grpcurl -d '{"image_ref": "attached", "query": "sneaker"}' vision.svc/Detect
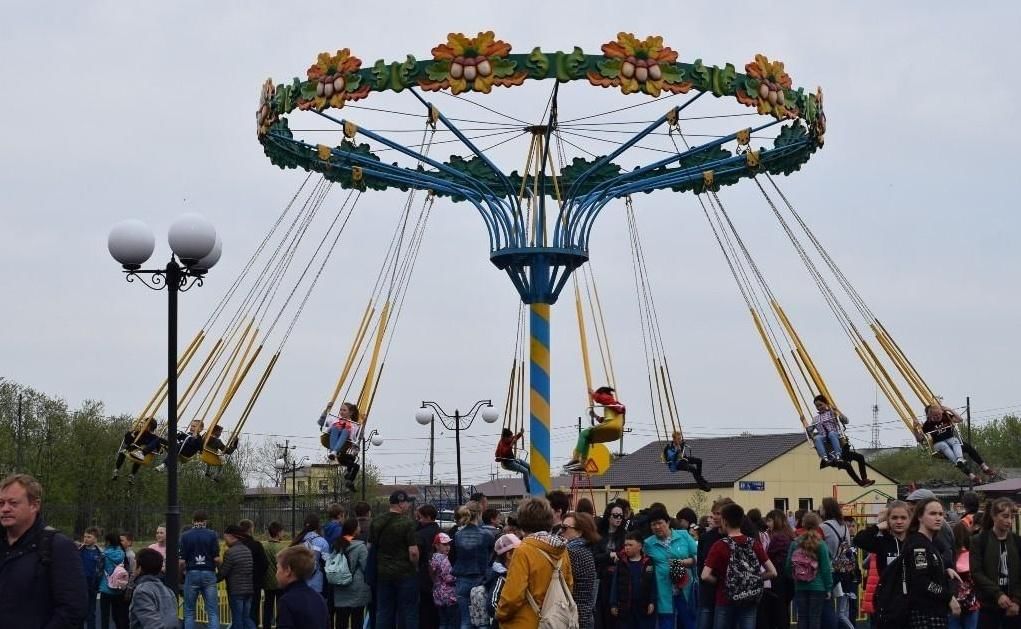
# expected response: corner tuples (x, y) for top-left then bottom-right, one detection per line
(109, 470), (119, 482)
(860, 479), (876, 487)
(327, 453), (337, 461)
(563, 462), (584, 473)
(697, 478), (711, 492)
(155, 463), (166, 473)
(127, 475), (136, 486)
(819, 459), (829, 469)
(345, 481), (356, 492)
(969, 473), (982, 484)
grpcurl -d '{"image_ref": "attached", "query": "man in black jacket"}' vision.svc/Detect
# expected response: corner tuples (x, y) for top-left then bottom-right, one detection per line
(415, 504), (441, 629)
(0, 473), (87, 628)
(239, 519), (270, 627)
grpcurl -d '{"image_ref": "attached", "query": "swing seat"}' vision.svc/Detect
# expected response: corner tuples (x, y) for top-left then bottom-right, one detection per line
(126, 448), (156, 465)
(200, 449), (225, 467)
(588, 415), (624, 444)
(320, 432), (330, 449)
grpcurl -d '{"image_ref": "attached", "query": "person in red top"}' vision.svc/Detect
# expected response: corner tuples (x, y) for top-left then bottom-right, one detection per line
(702, 502), (777, 629)
(495, 429), (531, 493)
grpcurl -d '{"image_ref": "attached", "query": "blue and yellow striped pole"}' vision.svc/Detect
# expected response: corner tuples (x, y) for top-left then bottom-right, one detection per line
(529, 302), (552, 496)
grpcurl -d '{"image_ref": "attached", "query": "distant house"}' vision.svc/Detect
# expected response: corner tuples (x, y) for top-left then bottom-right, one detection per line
(474, 433), (897, 515)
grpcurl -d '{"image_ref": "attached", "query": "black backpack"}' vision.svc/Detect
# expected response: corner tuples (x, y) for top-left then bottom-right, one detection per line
(873, 553), (909, 629)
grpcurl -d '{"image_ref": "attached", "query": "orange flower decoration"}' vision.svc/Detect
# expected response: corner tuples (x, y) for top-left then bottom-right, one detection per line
(736, 54), (798, 119)
(421, 31), (525, 94)
(588, 33), (691, 97)
(301, 49), (369, 110)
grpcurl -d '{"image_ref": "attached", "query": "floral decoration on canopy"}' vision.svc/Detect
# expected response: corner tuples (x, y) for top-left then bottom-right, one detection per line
(420, 31), (527, 94)
(297, 48), (371, 111)
(257, 78), (278, 138)
(736, 54), (798, 119)
(587, 33), (691, 96)
(810, 87), (825, 145)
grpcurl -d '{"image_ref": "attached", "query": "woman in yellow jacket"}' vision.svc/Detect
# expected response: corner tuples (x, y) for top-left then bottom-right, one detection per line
(496, 497), (575, 628)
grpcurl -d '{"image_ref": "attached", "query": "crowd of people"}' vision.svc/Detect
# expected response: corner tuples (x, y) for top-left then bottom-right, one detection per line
(2, 472), (1021, 629)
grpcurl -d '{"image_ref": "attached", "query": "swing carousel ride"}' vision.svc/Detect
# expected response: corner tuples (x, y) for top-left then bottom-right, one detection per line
(113, 31), (995, 499)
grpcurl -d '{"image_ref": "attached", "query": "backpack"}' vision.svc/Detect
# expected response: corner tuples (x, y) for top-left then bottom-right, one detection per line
(108, 556), (130, 591)
(790, 547), (819, 582)
(873, 554), (909, 629)
(722, 537), (763, 606)
(825, 522), (856, 574)
(325, 549), (353, 586)
(525, 549), (580, 629)
(469, 584), (490, 626)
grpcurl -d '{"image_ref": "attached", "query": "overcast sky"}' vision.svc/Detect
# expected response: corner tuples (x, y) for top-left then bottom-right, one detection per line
(3, 2), (1020, 487)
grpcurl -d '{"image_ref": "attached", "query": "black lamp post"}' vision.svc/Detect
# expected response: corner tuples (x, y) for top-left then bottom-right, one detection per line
(415, 400), (499, 506)
(360, 429), (383, 500)
(108, 214), (221, 593)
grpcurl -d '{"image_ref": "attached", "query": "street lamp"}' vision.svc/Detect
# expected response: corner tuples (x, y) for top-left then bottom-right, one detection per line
(275, 455), (310, 537)
(360, 429), (383, 501)
(416, 400), (499, 506)
(108, 213), (220, 592)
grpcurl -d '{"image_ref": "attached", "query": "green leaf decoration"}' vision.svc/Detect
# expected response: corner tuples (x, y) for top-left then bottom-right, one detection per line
(527, 47), (549, 78)
(345, 73), (362, 92)
(689, 59), (712, 91)
(774, 122), (808, 148)
(396, 55), (417, 90)
(712, 63), (736, 97)
(659, 63), (684, 84)
(556, 47), (586, 81)
(490, 57), (518, 78)
(596, 57), (622, 79)
(300, 81), (317, 100)
(372, 59), (390, 90)
(425, 60), (450, 81)
(560, 156), (623, 190)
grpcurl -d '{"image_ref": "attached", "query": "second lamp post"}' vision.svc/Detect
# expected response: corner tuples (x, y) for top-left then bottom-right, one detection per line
(415, 400), (498, 506)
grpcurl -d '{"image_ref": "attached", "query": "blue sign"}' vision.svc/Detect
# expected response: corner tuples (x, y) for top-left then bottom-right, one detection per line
(739, 481), (765, 491)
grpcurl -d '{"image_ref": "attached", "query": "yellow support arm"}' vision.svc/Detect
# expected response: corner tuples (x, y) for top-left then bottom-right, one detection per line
(772, 300), (834, 406)
(574, 280), (594, 395)
(135, 330), (205, 427)
(357, 301), (391, 414)
(323, 300), (376, 418)
(750, 308), (808, 429)
(229, 351), (280, 445)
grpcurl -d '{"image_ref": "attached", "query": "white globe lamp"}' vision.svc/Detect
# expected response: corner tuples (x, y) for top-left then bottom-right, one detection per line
(481, 405), (500, 424)
(108, 220), (155, 270)
(415, 409), (433, 425)
(168, 213), (217, 266)
(370, 434), (384, 447)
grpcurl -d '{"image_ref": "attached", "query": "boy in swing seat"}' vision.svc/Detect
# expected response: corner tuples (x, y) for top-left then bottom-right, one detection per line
(495, 428), (531, 493)
(663, 430), (711, 492)
(154, 419), (204, 472)
(111, 417), (167, 484)
(564, 386), (625, 473)
(201, 424), (238, 480)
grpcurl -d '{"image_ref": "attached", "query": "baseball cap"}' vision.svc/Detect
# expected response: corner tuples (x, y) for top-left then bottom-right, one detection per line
(433, 532), (452, 545)
(494, 533), (521, 556)
(389, 490), (409, 504)
(906, 488), (936, 502)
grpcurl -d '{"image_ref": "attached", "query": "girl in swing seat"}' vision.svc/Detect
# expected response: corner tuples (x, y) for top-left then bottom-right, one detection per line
(564, 386), (624, 473)
(318, 402), (359, 463)
(811, 395), (848, 467)
(495, 428), (531, 493)
(922, 403), (997, 483)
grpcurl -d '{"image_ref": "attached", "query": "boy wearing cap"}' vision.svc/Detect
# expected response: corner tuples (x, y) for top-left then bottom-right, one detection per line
(371, 490), (420, 629)
(219, 524), (255, 628)
(430, 532), (457, 628)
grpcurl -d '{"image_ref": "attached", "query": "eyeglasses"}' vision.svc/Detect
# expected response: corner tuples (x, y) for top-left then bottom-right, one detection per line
(610, 513), (624, 519)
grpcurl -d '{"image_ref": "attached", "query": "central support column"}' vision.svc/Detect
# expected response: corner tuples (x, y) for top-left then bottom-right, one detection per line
(529, 302), (552, 496)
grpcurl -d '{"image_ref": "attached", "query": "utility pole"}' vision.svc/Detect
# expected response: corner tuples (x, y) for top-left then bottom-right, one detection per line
(966, 396), (972, 444)
(15, 394), (23, 472)
(871, 390), (881, 449)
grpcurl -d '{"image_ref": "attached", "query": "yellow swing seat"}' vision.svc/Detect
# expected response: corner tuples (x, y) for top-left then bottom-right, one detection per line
(200, 449), (225, 467)
(587, 406), (624, 444)
(126, 449), (156, 466)
(583, 443), (612, 474)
